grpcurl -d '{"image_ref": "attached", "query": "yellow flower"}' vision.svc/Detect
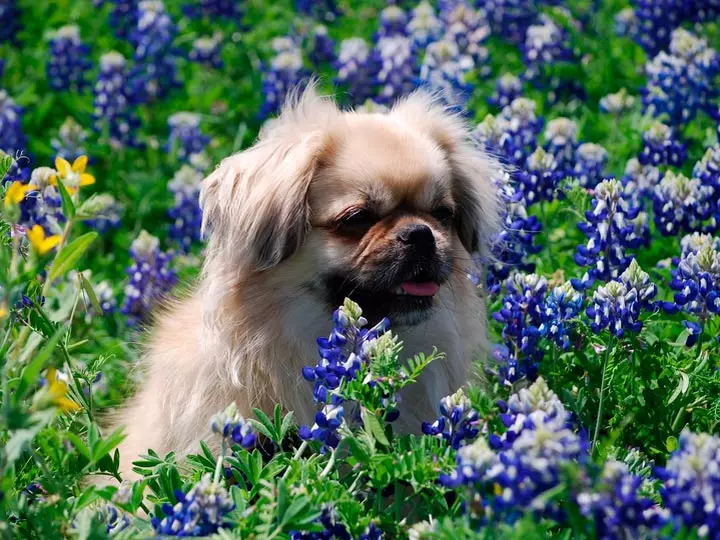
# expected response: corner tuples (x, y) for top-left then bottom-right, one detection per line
(4, 181), (37, 208)
(46, 368), (81, 413)
(27, 225), (61, 255)
(0, 302), (7, 320)
(50, 155), (95, 194)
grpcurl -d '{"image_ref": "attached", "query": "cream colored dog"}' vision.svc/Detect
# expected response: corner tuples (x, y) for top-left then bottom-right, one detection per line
(110, 85), (500, 481)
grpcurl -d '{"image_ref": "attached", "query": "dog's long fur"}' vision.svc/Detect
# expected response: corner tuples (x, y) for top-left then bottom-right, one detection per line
(107, 85), (501, 481)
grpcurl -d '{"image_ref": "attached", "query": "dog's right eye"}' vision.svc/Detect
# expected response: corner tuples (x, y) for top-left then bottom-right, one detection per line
(337, 208), (377, 233)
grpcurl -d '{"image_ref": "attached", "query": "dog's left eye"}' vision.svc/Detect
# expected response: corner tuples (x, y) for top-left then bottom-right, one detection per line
(431, 206), (454, 226)
(337, 208), (378, 233)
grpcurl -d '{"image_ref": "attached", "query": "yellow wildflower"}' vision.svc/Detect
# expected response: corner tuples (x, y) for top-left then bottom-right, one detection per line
(45, 368), (81, 413)
(0, 302), (7, 320)
(50, 155), (95, 194)
(27, 225), (61, 255)
(4, 181), (37, 208)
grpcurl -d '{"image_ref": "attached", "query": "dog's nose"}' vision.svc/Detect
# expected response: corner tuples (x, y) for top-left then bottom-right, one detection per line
(396, 224), (435, 250)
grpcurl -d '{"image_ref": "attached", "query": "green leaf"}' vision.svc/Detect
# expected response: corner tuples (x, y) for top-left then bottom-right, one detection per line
(361, 408), (389, 447)
(250, 408), (277, 442)
(56, 177), (76, 219)
(16, 325), (67, 400)
(48, 232), (98, 281)
(668, 371), (690, 405)
(78, 272), (102, 314)
(280, 411), (295, 440)
(65, 431), (92, 462)
(666, 436), (678, 452)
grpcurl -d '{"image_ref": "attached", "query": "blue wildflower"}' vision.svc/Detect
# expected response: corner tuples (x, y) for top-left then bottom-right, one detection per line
(599, 88), (636, 115)
(166, 112), (211, 164)
(168, 165), (204, 252)
(543, 117), (578, 174)
(309, 25), (336, 66)
(642, 28), (719, 126)
(474, 98), (543, 167)
(151, 474), (234, 536)
(539, 281), (584, 350)
(373, 36), (418, 105)
(443, 3), (490, 66)
(51, 118), (89, 162)
(210, 403), (257, 449)
(334, 38), (379, 106)
(19, 167), (64, 230)
(419, 39), (475, 111)
(482, 0), (559, 44)
(101, 504), (131, 535)
(638, 121), (686, 167)
(290, 506), (351, 540)
(188, 34), (224, 69)
(586, 259), (657, 338)
(516, 146), (562, 205)
(47, 25), (92, 92)
(655, 430), (720, 538)
(652, 171), (714, 237)
(121, 230), (178, 327)
(93, 51), (142, 149)
(95, 0), (139, 40)
(621, 158), (661, 205)
(573, 143), (608, 189)
(573, 178), (647, 291)
(407, 1), (443, 49)
(0, 0), (21, 44)
(422, 389), (480, 449)
(258, 38), (309, 120)
(183, 0), (245, 20)
(129, 0), (182, 103)
(295, 0), (340, 22)
(0, 89), (27, 156)
(377, 5), (409, 38)
(488, 73), (523, 109)
(522, 15), (574, 84)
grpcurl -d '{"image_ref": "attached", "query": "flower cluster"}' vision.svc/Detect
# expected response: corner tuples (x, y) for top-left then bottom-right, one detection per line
(47, 25), (92, 92)
(188, 34), (224, 69)
(300, 299), (390, 450)
(422, 389), (480, 449)
(573, 178), (648, 290)
(621, 157), (661, 204)
(183, 0), (245, 21)
(93, 51), (141, 148)
(373, 36), (418, 105)
(0, 89), (27, 156)
(573, 143), (608, 189)
(51, 117), (88, 162)
(377, 5), (408, 38)
(599, 88), (636, 115)
(482, 0), (559, 44)
(120, 230), (178, 327)
(210, 403), (257, 449)
(309, 25), (336, 66)
(586, 259), (658, 338)
(0, 0), (21, 44)
(96, 0), (139, 40)
(642, 28), (719, 126)
(166, 112), (211, 164)
(151, 474), (234, 536)
(655, 430), (720, 538)
(652, 171), (715, 237)
(295, 0), (340, 22)
(543, 117), (578, 174)
(290, 506), (381, 539)
(129, 0), (182, 103)
(521, 15), (574, 85)
(488, 73), (523, 109)
(168, 165), (204, 252)
(638, 121), (686, 168)
(334, 38), (379, 106)
(259, 38), (309, 120)
(539, 281), (584, 350)
(407, 1), (442, 49)
(515, 147), (562, 204)
(20, 166), (64, 230)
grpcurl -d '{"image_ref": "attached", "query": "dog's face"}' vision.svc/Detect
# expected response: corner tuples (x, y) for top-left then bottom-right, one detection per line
(200, 86), (500, 328)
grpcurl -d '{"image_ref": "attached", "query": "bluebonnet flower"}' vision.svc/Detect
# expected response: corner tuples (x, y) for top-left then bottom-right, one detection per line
(442, 3), (491, 66)
(482, 0), (558, 44)
(586, 259), (657, 338)
(652, 171), (715, 236)
(406, 2), (443, 49)
(168, 165), (204, 252)
(377, 5), (409, 38)
(188, 34), (223, 69)
(100, 504), (131, 535)
(543, 117), (578, 173)
(516, 147), (562, 204)
(492, 272), (547, 384)
(422, 389), (480, 449)
(290, 506), (351, 539)
(152, 474), (234, 536)
(638, 121), (686, 167)
(51, 118), (89, 162)
(129, 0), (182, 103)
(474, 98), (543, 167)
(613, 7), (637, 39)
(642, 28), (719, 126)
(539, 281), (584, 350)
(599, 88), (636, 115)
(485, 171), (541, 295)
(334, 38), (379, 106)
(572, 143), (608, 189)
(521, 15), (574, 83)
(259, 39), (308, 120)
(82, 194), (124, 233)
(623, 0), (690, 55)
(166, 113), (211, 164)
(496, 376), (567, 433)
(183, 0), (245, 20)
(95, 0), (139, 40)
(573, 179), (647, 291)
(93, 51), (142, 149)
(47, 25), (92, 92)
(121, 230), (178, 327)
(0, 90), (27, 156)
(418, 39), (475, 111)
(488, 73), (523, 109)
(210, 403), (257, 449)
(679, 232), (720, 259)
(309, 25), (336, 66)
(576, 460), (668, 539)
(668, 242), (720, 337)
(20, 167), (64, 230)
(0, 1), (21, 44)
(373, 36), (418, 105)
(621, 158), (661, 204)
(694, 144), (720, 192)
(295, 0), (340, 22)
(655, 430), (720, 538)
(300, 299), (390, 450)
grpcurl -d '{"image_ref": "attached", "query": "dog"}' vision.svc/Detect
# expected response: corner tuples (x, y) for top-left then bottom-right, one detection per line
(109, 84), (501, 481)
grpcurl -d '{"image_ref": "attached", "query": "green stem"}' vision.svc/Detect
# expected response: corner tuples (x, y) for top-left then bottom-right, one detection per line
(212, 440), (227, 485)
(319, 449), (336, 478)
(281, 440), (308, 481)
(592, 341), (613, 453)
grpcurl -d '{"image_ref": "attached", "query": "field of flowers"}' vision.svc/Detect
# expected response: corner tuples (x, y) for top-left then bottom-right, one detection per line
(1, 0), (720, 537)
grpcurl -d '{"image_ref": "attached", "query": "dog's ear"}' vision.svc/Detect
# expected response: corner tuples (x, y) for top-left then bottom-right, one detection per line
(390, 92), (501, 257)
(200, 84), (338, 271)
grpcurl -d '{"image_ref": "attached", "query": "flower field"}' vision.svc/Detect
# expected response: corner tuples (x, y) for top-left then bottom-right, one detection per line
(1, 0), (720, 537)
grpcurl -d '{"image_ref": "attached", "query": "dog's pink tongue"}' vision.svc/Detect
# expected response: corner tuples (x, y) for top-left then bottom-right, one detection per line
(400, 282), (440, 296)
